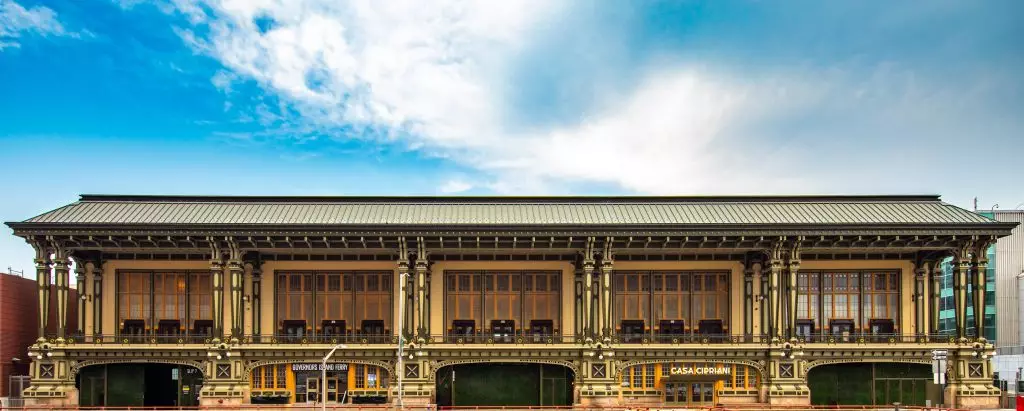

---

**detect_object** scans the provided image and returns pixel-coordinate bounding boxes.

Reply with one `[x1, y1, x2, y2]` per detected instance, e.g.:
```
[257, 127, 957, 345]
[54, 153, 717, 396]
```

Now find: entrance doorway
[664, 382, 716, 406]
[306, 376, 343, 403]
[435, 363, 574, 406]
[77, 363, 203, 406]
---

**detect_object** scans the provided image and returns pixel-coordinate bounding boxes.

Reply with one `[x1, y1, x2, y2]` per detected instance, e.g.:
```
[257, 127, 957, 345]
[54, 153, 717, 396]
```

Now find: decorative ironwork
[216, 364, 231, 378]
[592, 363, 606, 378]
[40, 364, 54, 378]
[968, 363, 984, 378]
[779, 363, 794, 378]
[405, 363, 419, 378]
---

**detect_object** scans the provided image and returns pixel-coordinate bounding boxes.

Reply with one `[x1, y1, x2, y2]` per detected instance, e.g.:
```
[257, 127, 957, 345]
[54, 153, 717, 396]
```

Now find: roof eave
[6, 221, 1018, 237]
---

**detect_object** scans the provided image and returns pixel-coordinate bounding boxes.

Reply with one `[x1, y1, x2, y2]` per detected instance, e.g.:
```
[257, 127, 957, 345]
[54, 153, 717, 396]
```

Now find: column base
[945, 383, 1001, 409]
[199, 383, 249, 406]
[580, 395, 620, 406]
[23, 385, 77, 406]
[395, 396, 432, 407]
[767, 383, 810, 406]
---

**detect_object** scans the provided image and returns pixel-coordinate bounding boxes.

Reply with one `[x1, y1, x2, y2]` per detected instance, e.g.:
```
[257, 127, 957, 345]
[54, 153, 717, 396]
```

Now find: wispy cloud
[0, 0, 90, 49]
[438, 179, 473, 194]
[161, 0, 1022, 195]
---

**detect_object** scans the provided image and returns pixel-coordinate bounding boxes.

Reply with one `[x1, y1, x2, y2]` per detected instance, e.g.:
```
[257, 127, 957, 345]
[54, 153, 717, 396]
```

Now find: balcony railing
[428, 333, 577, 344]
[54, 332, 962, 345]
[62, 333, 215, 344]
[250, 334, 398, 344]
[615, 333, 765, 344]
[793, 333, 958, 344]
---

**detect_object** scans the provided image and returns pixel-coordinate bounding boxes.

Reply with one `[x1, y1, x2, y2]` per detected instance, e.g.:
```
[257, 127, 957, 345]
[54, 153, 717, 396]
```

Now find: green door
[106, 365, 145, 406]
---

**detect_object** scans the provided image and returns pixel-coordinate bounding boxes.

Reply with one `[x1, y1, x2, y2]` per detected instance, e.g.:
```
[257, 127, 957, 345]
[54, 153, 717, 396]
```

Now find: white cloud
[438, 179, 473, 194]
[0, 0, 89, 49]
[166, 0, 1018, 195]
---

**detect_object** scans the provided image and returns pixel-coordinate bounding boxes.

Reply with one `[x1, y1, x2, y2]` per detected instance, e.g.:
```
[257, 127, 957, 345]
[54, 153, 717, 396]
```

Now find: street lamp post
[321, 343, 348, 411]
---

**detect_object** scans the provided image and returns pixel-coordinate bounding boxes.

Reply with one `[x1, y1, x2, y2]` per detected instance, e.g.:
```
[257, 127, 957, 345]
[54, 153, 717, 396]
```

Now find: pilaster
[72, 254, 87, 335]
[581, 237, 596, 340]
[89, 256, 104, 337]
[786, 241, 801, 339]
[226, 239, 245, 341]
[929, 259, 942, 334]
[598, 238, 614, 340]
[913, 254, 936, 336]
[743, 254, 756, 336]
[414, 237, 430, 338]
[766, 240, 784, 339]
[209, 240, 226, 341]
[246, 252, 263, 337]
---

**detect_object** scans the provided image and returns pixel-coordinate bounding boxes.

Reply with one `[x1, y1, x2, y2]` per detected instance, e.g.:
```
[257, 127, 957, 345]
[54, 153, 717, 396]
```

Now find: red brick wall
[0, 273, 37, 397]
[0, 273, 79, 397]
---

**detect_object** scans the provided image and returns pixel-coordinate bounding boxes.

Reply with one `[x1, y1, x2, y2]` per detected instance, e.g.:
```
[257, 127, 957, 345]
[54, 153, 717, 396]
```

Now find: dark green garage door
[809, 362, 938, 406]
[436, 363, 573, 406]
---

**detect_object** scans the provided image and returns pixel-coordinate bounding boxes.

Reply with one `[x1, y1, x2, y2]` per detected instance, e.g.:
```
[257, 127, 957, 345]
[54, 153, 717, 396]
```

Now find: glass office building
[937, 213, 997, 341]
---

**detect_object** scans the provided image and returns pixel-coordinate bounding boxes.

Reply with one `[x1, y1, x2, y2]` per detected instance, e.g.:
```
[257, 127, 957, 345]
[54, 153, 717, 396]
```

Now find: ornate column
[582, 237, 596, 339]
[573, 259, 584, 337]
[767, 241, 784, 339]
[228, 259, 244, 339]
[209, 240, 225, 340]
[759, 261, 768, 337]
[599, 239, 614, 340]
[30, 239, 52, 341]
[786, 242, 801, 339]
[247, 253, 263, 337]
[929, 260, 942, 335]
[226, 239, 244, 340]
[52, 244, 70, 339]
[397, 237, 413, 337]
[73, 255, 86, 335]
[90, 256, 104, 337]
[972, 239, 993, 339]
[414, 238, 430, 338]
[953, 243, 972, 339]
[743, 254, 756, 336]
[913, 259, 928, 336]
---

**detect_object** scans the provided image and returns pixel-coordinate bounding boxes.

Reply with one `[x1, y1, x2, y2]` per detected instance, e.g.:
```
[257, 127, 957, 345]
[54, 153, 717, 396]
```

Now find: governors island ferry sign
[669, 365, 731, 376]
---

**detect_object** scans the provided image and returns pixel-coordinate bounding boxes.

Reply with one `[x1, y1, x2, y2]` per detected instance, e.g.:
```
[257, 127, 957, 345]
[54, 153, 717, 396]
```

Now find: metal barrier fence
[0, 405, 982, 411]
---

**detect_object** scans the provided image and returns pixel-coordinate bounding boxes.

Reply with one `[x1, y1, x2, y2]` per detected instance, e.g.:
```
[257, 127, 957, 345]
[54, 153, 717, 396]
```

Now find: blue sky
[1, 0, 1022, 273]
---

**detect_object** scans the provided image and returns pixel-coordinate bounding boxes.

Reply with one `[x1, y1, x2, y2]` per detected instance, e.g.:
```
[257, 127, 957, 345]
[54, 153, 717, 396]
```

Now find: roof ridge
[77, 194, 945, 204]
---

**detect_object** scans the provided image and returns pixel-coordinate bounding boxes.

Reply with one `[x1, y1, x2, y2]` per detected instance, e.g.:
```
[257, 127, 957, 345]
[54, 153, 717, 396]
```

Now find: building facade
[5, 195, 1017, 408]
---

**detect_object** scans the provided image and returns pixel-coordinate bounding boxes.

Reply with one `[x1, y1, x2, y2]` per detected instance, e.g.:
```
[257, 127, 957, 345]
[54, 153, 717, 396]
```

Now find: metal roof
[7, 194, 1003, 228]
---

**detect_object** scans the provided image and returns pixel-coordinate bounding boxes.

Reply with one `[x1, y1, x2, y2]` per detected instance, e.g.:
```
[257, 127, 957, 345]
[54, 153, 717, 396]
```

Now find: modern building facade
[5, 195, 1017, 408]
[986, 210, 1024, 393]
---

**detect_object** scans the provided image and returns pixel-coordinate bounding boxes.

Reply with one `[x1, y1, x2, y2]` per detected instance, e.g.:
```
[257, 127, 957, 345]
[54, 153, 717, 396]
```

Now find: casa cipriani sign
[669, 365, 731, 376]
